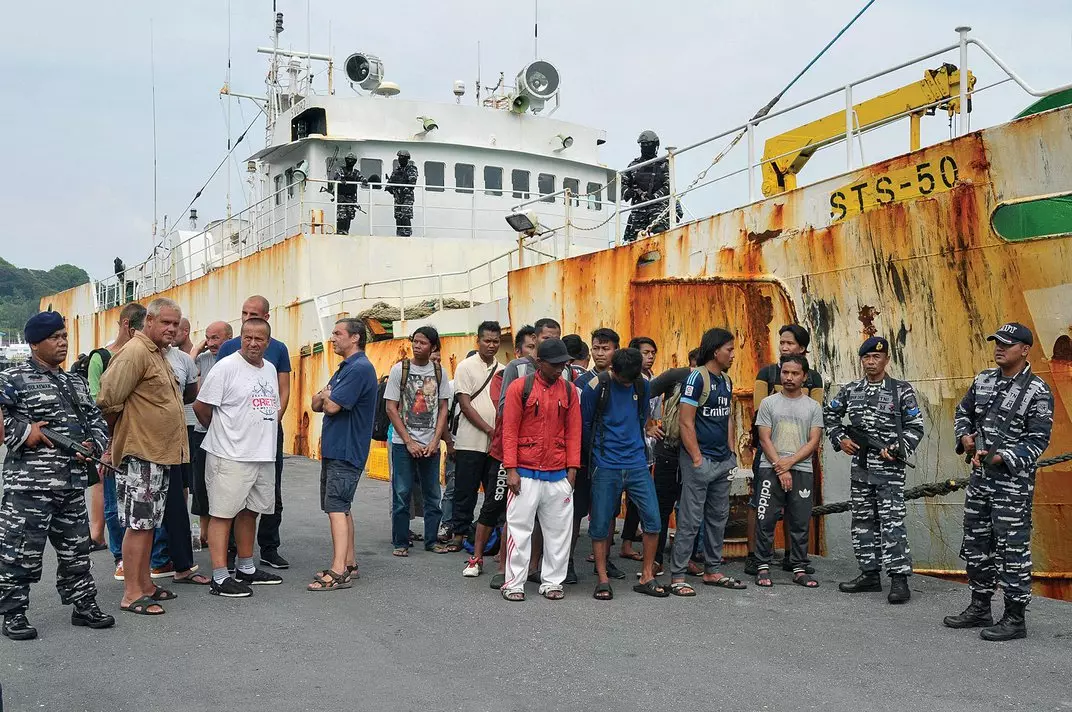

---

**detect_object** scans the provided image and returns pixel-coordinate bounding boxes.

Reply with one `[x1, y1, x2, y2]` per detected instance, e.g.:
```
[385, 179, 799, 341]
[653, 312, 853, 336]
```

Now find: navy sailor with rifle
[0, 311, 115, 640]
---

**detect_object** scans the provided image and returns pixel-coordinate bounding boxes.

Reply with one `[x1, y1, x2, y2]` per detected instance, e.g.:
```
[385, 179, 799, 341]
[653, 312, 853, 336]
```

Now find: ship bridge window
[484, 166, 503, 196]
[538, 173, 556, 203]
[425, 161, 445, 192]
[991, 194, 1072, 242]
[512, 170, 531, 199]
[586, 181, 603, 211]
[291, 107, 327, 141]
[563, 178, 580, 206]
[455, 163, 474, 194]
[360, 158, 383, 187]
[273, 174, 284, 205]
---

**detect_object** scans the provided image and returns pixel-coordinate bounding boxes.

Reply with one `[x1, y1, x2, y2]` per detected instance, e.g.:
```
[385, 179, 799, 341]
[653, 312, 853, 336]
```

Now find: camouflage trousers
[336, 199, 358, 234]
[849, 479, 912, 575]
[960, 472, 1034, 604]
[623, 206, 668, 243]
[394, 201, 414, 237]
[0, 488, 98, 614]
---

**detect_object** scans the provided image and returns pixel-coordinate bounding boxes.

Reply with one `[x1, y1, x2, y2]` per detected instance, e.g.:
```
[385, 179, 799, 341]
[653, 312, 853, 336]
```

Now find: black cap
[858, 336, 890, 357]
[987, 322, 1033, 346]
[537, 338, 572, 364]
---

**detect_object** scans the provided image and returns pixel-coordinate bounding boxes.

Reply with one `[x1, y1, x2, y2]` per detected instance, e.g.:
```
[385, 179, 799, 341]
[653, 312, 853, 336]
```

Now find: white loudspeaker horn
[509, 93, 531, 114]
[344, 53, 384, 90]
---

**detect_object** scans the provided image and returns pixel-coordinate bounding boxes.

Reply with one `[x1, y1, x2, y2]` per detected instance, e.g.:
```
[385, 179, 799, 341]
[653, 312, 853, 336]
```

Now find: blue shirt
[321, 352, 379, 470]
[517, 467, 568, 482]
[680, 369, 732, 461]
[217, 337, 291, 373]
[581, 376, 649, 470]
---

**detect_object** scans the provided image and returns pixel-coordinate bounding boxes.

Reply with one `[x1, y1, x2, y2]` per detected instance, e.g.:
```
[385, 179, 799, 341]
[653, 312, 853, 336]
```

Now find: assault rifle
[9, 415, 121, 476]
[844, 425, 915, 469]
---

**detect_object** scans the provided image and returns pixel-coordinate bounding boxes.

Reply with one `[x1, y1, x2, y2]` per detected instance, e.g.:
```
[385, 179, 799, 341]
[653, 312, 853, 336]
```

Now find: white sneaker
[463, 557, 483, 577]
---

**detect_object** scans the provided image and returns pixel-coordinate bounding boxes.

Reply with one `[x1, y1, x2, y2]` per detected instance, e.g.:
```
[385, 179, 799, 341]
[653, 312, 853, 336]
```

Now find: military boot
[838, 571, 882, 593]
[71, 600, 116, 630]
[943, 592, 993, 628]
[980, 599, 1027, 641]
[2, 612, 38, 641]
[887, 574, 911, 603]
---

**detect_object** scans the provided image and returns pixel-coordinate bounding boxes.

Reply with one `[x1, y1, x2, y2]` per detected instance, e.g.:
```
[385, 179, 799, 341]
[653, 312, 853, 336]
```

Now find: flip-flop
[633, 578, 669, 598]
[618, 552, 644, 561]
[121, 595, 165, 615]
[150, 586, 177, 601]
[172, 573, 210, 585]
[593, 582, 613, 600]
[489, 573, 506, 590]
[703, 575, 747, 589]
[392, 548, 409, 557]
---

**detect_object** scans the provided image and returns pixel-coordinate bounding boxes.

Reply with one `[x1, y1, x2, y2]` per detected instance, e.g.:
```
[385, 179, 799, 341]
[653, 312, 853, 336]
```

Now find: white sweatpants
[503, 476, 574, 594]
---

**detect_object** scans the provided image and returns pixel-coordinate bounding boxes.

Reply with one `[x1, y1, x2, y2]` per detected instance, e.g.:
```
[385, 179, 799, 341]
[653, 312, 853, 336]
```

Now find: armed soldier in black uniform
[824, 336, 924, 604]
[386, 149, 418, 237]
[328, 152, 368, 235]
[944, 322, 1054, 641]
[0, 311, 115, 640]
[621, 130, 681, 243]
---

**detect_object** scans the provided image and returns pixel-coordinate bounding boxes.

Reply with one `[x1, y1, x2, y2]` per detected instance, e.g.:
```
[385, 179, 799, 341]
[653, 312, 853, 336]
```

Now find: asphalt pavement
[1, 455, 1070, 712]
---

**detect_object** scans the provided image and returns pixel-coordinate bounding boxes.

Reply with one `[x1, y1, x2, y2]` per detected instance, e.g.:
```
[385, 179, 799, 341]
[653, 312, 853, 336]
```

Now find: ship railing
[89, 175, 614, 312]
[310, 229, 563, 342]
[514, 27, 1072, 247]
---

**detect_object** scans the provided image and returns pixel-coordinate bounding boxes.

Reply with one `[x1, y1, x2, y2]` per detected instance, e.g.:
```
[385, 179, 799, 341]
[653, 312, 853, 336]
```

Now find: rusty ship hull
[42, 104, 1072, 599]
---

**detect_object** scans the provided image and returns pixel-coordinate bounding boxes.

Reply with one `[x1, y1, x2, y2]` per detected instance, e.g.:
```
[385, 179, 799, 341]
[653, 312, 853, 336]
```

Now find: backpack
[583, 371, 646, 466]
[520, 370, 575, 412]
[70, 348, 111, 381]
[373, 359, 445, 442]
[661, 367, 728, 448]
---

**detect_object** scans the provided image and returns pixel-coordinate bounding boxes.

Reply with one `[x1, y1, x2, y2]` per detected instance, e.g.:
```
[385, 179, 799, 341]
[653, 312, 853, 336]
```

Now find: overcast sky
[2, 0, 1069, 277]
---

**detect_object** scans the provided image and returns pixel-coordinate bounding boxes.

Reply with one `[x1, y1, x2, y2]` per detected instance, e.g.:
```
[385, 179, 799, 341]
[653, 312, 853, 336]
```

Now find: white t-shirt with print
[384, 360, 452, 447]
[197, 352, 280, 462]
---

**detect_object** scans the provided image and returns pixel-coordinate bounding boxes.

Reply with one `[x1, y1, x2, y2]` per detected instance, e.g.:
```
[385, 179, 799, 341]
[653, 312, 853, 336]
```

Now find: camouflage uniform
[953, 364, 1053, 604]
[386, 161, 419, 237]
[824, 376, 924, 575]
[0, 359, 109, 614]
[621, 155, 671, 243]
[332, 164, 367, 235]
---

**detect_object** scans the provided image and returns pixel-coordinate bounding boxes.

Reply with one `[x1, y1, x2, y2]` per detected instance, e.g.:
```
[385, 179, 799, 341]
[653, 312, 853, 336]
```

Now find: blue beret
[24, 311, 65, 344]
[859, 336, 889, 357]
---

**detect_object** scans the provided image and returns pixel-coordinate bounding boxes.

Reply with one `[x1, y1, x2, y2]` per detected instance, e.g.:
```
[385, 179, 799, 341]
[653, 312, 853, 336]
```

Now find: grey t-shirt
[755, 391, 824, 473]
[165, 346, 199, 429]
[384, 360, 453, 447]
[192, 350, 218, 433]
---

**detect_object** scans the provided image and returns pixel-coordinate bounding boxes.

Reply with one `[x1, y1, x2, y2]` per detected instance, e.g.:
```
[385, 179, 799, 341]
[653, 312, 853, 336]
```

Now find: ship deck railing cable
[810, 452, 1072, 517]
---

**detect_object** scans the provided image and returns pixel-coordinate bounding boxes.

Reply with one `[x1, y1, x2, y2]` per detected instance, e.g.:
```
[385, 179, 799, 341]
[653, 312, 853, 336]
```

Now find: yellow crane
[761, 63, 975, 197]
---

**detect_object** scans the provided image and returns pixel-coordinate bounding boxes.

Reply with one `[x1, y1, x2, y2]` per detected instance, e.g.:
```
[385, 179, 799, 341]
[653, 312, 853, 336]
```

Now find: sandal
[392, 547, 409, 557]
[121, 595, 165, 615]
[489, 573, 506, 590]
[793, 572, 819, 588]
[501, 589, 525, 602]
[427, 543, 452, 554]
[633, 579, 669, 598]
[618, 551, 643, 561]
[150, 586, 177, 601]
[541, 588, 565, 600]
[443, 541, 464, 553]
[585, 553, 595, 563]
[173, 573, 210, 585]
[755, 570, 773, 588]
[346, 564, 360, 580]
[703, 575, 747, 589]
[669, 581, 696, 597]
[593, 582, 614, 600]
[307, 569, 352, 592]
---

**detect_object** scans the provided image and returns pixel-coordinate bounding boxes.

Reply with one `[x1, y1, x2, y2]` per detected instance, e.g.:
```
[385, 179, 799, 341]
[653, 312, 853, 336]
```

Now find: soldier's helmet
[637, 130, 660, 144]
[397, 149, 411, 158]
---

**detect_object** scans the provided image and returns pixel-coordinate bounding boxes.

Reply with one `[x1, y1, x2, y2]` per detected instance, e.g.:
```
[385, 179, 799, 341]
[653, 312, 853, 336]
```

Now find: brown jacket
[96, 331, 189, 466]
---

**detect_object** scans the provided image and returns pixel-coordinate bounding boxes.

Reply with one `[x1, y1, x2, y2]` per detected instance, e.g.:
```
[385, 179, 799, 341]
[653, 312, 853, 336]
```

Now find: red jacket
[501, 372, 581, 471]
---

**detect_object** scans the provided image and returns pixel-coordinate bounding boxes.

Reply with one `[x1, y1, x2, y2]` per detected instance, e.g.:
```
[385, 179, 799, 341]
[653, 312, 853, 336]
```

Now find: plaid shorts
[117, 457, 169, 530]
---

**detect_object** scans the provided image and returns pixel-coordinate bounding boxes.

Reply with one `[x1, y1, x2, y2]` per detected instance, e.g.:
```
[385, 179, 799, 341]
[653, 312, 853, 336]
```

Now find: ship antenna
[150, 19, 159, 247]
[225, 0, 232, 221]
[533, 0, 538, 59]
[476, 41, 481, 105]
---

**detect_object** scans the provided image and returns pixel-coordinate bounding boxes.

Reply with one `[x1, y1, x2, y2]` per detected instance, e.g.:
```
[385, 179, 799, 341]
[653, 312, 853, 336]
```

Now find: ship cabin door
[629, 278, 825, 558]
